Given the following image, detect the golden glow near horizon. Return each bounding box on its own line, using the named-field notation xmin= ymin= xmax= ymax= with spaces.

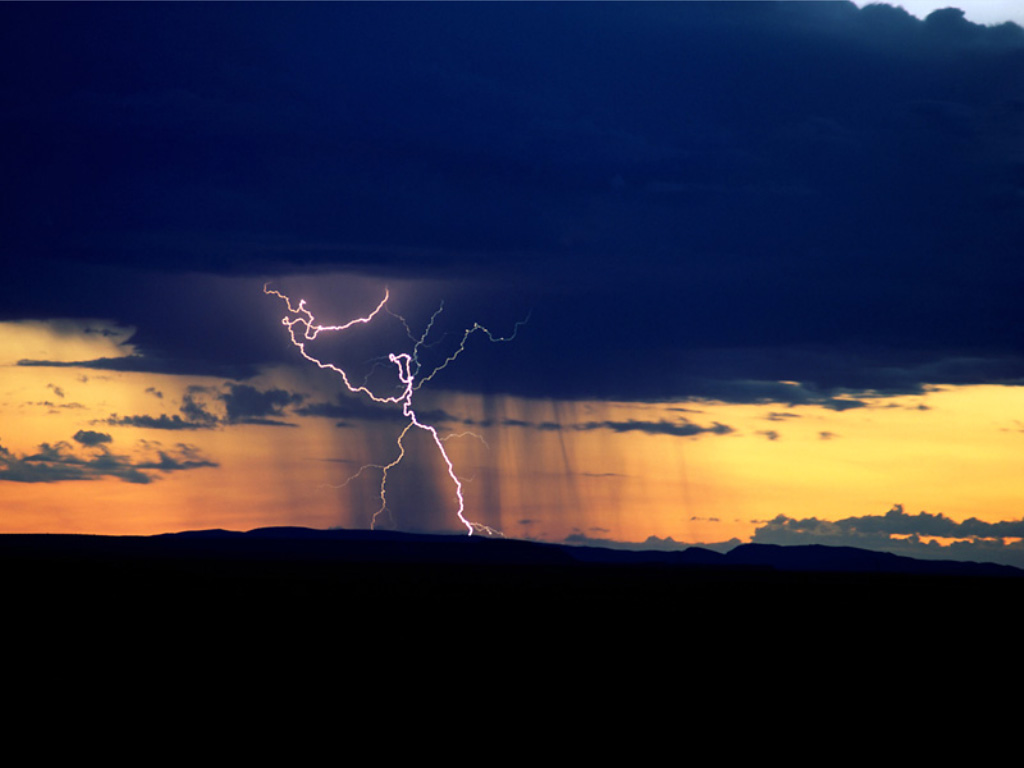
xmin=2 ymin=318 xmax=1023 ymax=555
xmin=0 ymin=319 xmax=137 ymax=366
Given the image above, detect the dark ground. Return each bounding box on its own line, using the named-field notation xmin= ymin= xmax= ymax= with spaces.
xmin=4 ymin=527 xmax=1015 ymax=735
xmin=5 ymin=527 xmax=1019 ymax=640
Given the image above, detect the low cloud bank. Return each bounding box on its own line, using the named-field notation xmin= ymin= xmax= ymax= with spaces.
xmin=752 ymin=504 xmax=1024 ymax=568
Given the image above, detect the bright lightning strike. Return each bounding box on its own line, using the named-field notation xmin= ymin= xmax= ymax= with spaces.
xmin=264 ymin=283 xmax=526 ymax=536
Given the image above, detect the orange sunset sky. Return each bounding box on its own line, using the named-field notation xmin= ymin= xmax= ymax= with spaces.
xmin=4 ymin=276 xmax=1023 ymax=567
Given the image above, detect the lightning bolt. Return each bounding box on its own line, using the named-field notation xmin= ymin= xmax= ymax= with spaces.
xmin=264 ymin=283 xmax=525 ymax=536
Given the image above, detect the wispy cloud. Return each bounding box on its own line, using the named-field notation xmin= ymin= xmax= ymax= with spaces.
xmin=103 ymin=383 xmax=306 ymax=430
xmin=575 ymin=419 xmax=734 ymax=437
xmin=488 ymin=416 xmax=734 ymax=438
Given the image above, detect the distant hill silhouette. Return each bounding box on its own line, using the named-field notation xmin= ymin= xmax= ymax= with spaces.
xmin=3 ymin=526 xmax=1020 ymax=577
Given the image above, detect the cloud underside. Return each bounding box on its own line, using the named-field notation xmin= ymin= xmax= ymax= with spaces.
xmin=17 ymin=357 xmax=261 ymax=381
xmin=19 ymin=344 xmax=1024 ymax=408
xmin=297 ymin=393 xmax=735 ymax=437
xmin=0 ymin=439 xmax=217 ymax=484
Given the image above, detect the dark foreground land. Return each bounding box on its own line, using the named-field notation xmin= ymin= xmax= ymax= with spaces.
xmin=5 ymin=527 xmax=1021 ymax=633
xmin=5 ymin=527 xmax=1020 ymax=721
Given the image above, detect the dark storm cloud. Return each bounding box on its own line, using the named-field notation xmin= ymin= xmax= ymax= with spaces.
xmin=646 ymin=346 xmax=1024 ymax=407
xmin=219 ymin=383 xmax=302 ymax=426
xmin=676 ymin=376 xmax=871 ymax=410
xmin=3 ymin=3 xmax=1023 ymax=402
xmin=295 ymin=391 xmax=462 ymax=429
xmin=17 ymin=355 xmax=262 ymax=381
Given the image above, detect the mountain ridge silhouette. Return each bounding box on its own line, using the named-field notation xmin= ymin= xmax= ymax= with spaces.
xmin=3 ymin=526 xmax=1020 ymax=577
xmin=6 ymin=526 xmax=1021 ymax=671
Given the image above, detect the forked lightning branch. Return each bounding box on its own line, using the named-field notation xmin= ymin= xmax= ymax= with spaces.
xmin=264 ymin=283 xmax=525 ymax=536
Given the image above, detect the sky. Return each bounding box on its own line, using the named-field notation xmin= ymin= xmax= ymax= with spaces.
xmin=853 ymin=1 xmax=1024 ymax=26
xmin=3 ymin=2 xmax=1024 ymax=566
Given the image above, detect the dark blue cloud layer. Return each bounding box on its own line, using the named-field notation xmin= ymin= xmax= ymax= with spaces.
xmin=3 ymin=3 xmax=1023 ymax=400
